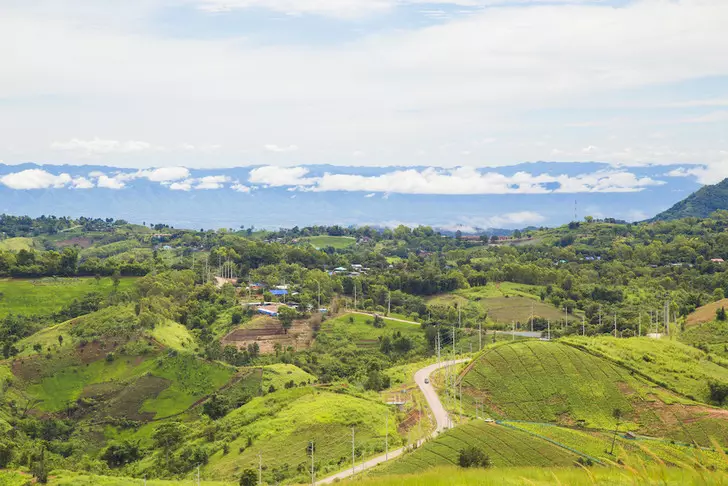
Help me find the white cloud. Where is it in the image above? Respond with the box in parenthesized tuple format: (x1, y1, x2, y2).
(51, 138, 154, 154)
(247, 165, 663, 194)
(249, 166, 314, 186)
(70, 177, 95, 189)
(264, 144, 299, 153)
(231, 183, 251, 193)
(169, 180, 193, 191)
(195, 175, 230, 190)
(364, 193, 376, 198)
(0, 169, 72, 189)
(137, 167, 190, 182)
(663, 159, 728, 185)
(96, 174, 126, 189)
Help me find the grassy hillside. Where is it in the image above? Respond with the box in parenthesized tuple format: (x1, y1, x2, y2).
(0, 236, 35, 251)
(301, 235, 356, 249)
(375, 421, 580, 476)
(0, 470, 234, 485)
(150, 319, 196, 352)
(0, 277, 136, 317)
(320, 313, 425, 350)
(428, 283, 573, 325)
(262, 363, 316, 390)
(352, 465, 728, 486)
(460, 340, 728, 445)
(650, 178, 728, 221)
(562, 336, 728, 403)
(202, 387, 397, 484)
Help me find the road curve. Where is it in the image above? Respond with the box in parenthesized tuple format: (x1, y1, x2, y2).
(317, 358, 470, 484)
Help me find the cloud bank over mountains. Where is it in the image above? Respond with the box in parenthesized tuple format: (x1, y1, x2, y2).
(0, 164, 670, 195)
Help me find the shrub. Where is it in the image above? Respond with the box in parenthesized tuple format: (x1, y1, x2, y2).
(458, 446, 491, 468)
(240, 468, 257, 486)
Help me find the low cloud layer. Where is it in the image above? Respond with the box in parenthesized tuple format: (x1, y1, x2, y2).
(247, 166, 664, 194)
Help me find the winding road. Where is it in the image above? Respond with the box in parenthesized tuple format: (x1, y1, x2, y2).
(318, 358, 470, 484)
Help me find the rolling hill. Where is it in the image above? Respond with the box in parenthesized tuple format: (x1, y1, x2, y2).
(650, 177, 728, 221)
(459, 340, 728, 445)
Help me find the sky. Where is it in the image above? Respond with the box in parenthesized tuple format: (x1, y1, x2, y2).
(0, 0, 726, 228)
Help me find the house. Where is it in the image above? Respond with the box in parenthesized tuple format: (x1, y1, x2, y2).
(460, 235, 481, 242)
(270, 289, 289, 296)
(257, 304, 280, 317)
(351, 264, 364, 270)
(248, 282, 265, 292)
(712, 258, 725, 264)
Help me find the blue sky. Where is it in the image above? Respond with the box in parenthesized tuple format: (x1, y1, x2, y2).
(0, 0, 726, 227)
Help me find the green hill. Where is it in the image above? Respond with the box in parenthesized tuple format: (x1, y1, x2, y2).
(650, 178, 728, 221)
(375, 421, 581, 476)
(459, 340, 728, 445)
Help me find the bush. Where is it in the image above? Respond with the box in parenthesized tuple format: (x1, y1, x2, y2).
(101, 440, 141, 468)
(709, 380, 728, 405)
(0, 441, 13, 468)
(458, 446, 490, 468)
(240, 468, 257, 486)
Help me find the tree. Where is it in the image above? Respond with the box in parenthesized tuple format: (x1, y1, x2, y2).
(714, 288, 725, 302)
(240, 469, 258, 486)
(718, 307, 727, 322)
(278, 306, 297, 334)
(231, 308, 243, 325)
(458, 446, 490, 468)
(31, 446, 49, 484)
(0, 441, 13, 468)
(709, 380, 728, 405)
(57, 335, 63, 347)
(202, 394, 230, 420)
(101, 440, 141, 467)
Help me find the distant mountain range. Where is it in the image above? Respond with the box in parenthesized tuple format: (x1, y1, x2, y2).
(0, 162, 704, 229)
(649, 178, 728, 222)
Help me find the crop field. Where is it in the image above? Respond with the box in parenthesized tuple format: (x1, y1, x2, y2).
(205, 387, 396, 484)
(262, 363, 316, 390)
(0, 277, 137, 317)
(300, 235, 356, 249)
(31, 470, 235, 485)
(79, 239, 142, 260)
(376, 421, 580, 476)
(460, 340, 641, 429)
(427, 283, 572, 325)
(687, 298, 728, 326)
(505, 421, 728, 470)
(0, 236, 35, 251)
(352, 465, 728, 486)
(321, 313, 425, 349)
(460, 340, 728, 446)
(562, 336, 728, 403)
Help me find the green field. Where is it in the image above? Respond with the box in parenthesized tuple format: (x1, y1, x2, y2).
(204, 387, 397, 484)
(15, 470, 234, 485)
(508, 421, 728, 471)
(0, 236, 35, 251)
(352, 465, 728, 486)
(321, 313, 425, 349)
(150, 319, 196, 352)
(301, 235, 356, 249)
(375, 421, 580, 476)
(460, 340, 728, 445)
(262, 363, 317, 390)
(428, 283, 572, 325)
(562, 336, 728, 403)
(0, 277, 137, 317)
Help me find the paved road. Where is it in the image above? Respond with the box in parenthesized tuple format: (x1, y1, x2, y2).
(318, 358, 470, 484)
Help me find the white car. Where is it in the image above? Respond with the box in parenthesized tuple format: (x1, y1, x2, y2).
(484, 418, 495, 423)
(424, 378, 430, 384)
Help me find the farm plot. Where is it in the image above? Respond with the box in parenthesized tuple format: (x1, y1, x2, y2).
(562, 336, 728, 404)
(376, 421, 579, 476)
(300, 235, 356, 249)
(320, 313, 425, 350)
(461, 340, 637, 429)
(0, 277, 137, 317)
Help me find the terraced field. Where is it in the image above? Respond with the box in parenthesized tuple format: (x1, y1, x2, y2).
(375, 421, 580, 476)
(460, 340, 728, 446)
(562, 336, 728, 403)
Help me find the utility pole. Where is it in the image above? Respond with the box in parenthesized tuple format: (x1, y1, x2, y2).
(452, 325, 456, 355)
(258, 452, 262, 486)
(478, 322, 482, 350)
(512, 321, 515, 341)
(459, 382, 462, 423)
(351, 427, 356, 478)
(582, 315, 585, 336)
(385, 411, 389, 461)
(565, 306, 568, 329)
(665, 300, 670, 337)
(638, 313, 641, 337)
(531, 301, 534, 332)
(547, 320, 551, 341)
(354, 282, 357, 310)
(197, 465, 200, 486)
(614, 313, 617, 338)
(310, 441, 315, 486)
(599, 305, 602, 328)
(388, 291, 391, 315)
(458, 303, 461, 328)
